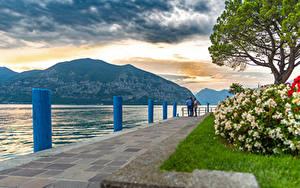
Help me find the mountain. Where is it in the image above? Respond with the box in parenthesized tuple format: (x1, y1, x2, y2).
(0, 67, 18, 83)
(0, 58, 194, 104)
(17, 70, 43, 79)
(195, 88, 234, 105)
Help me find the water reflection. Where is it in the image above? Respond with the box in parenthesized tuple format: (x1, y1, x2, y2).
(0, 104, 182, 161)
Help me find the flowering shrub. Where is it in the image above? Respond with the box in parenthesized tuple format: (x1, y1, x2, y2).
(214, 76, 300, 155)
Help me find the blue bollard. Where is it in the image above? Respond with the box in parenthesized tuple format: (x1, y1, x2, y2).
(32, 88, 52, 152)
(207, 103, 210, 112)
(113, 96, 122, 132)
(163, 101, 167, 120)
(173, 102, 177, 117)
(148, 99, 154, 123)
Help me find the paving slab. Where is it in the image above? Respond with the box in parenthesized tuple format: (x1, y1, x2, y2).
(0, 116, 207, 187)
(19, 178, 55, 188)
(0, 176, 32, 187)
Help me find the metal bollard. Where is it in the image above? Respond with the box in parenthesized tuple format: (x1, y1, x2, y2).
(148, 99, 154, 123)
(32, 88, 52, 152)
(163, 101, 167, 120)
(113, 96, 122, 132)
(173, 102, 177, 117)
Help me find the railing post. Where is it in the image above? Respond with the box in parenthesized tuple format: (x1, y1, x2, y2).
(182, 107, 184, 116)
(207, 103, 210, 112)
(32, 88, 52, 152)
(148, 99, 154, 123)
(163, 101, 167, 120)
(173, 102, 177, 117)
(113, 96, 122, 132)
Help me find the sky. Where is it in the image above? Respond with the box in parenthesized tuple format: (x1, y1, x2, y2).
(0, 0, 299, 93)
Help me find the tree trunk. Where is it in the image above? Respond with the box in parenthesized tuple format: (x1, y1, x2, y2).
(273, 70, 293, 84)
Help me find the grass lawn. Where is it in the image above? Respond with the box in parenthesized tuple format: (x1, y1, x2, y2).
(160, 114, 300, 188)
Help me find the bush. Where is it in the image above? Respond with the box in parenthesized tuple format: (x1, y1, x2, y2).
(214, 76, 300, 155)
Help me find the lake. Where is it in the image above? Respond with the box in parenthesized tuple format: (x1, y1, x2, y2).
(0, 104, 194, 161)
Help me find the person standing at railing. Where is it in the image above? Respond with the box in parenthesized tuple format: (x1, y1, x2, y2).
(185, 97, 193, 117)
(191, 98, 194, 116)
(193, 98, 198, 117)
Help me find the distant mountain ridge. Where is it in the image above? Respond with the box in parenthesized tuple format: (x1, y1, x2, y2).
(0, 67, 18, 83)
(195, 88, 234, 105)
(0, 58, 194, 104)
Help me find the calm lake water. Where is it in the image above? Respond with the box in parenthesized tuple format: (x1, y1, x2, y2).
(0, 104, 191, 161)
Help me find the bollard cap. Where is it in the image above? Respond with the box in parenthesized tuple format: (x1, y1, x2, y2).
(32, 88, 51, 94)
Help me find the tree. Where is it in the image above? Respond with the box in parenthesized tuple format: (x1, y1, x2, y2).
(229, 83, 244, 94)
(209, 0, 300, 84)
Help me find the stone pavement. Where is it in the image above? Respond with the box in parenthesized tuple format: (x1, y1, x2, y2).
(0, 116, 205, 188)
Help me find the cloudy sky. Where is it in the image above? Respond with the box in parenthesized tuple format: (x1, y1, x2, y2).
(0, 0, 299, 92)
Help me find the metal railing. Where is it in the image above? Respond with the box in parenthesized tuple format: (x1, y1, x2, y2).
(181, 106, 216, 117)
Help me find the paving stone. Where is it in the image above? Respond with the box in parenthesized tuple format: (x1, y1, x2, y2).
(74, 158, 99, 165)
(54, 169, 98, 181)
(44, 180, 89, 188)
(100, 143, 118, 147)
(94, 146, 114, 151)
(135, 140, 152, 144)
(36, 170, 64, 178)
(52, 157, 79, 164)
(9, 169, 46, 177)
(101, 166, 119, 174)
(35, 157, 58, 163)
(0, 176, 32, 187)
(150, 135, 161, 139)
(89, 173, 110, 182)
(74, 154, 100, 159)
(93, 150, 113, 155)
(91, 160, 111, 166)
(19, 161, 50, 169)
(98, 154, 117, 161)
(19, 178, 55, 188)
(84, 150, 104, 155)
(0, 176, 6, 180)
(124, 148, 141, 152)
(111, 142, 125, 145)
(108, 160, 128, 166)
(68, 147, 90, 154)
(112, 155, 133, 161)
(53, 153, 77, 158)
(85, 165, 105, 172)
(46, 163, 75, 170)
(0, 168, 20, 175)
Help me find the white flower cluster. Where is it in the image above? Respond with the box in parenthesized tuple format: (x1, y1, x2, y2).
(214, 84, 300, 155)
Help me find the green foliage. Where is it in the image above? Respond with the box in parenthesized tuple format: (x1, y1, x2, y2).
(229, 83, 244, 94)
(215, 84, 299, 155)
(160, 114, 300, 188)
(209, 0, 300, 84)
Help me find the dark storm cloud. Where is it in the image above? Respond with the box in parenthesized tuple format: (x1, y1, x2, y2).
(0, 0, 224, 48)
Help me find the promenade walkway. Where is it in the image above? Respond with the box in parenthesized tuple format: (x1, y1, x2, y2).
(0, 116, 205, 188)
